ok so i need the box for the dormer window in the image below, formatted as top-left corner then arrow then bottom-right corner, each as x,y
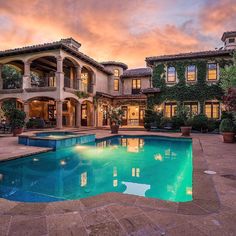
114,69 -> 120,77
187,65 -> 196,81
207,63 -> 217,81
229,38 -> 235,43
167,66 -> 176,82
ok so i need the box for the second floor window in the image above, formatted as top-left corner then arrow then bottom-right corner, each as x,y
167,66 -> 176,82
207,63 -> 217,81
114,69 -> 119,77
114,79 -> 119,91
132,79 -> 141,89
187,65 -> 196,81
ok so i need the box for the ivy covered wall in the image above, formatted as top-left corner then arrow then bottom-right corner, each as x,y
147,58 -> 232,113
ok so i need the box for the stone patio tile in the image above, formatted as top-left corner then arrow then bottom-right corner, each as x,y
186,214 -> 234,236
145,210 -> 187,230
177,202 -> 208,215
6,202 -> 48,216
119,213 -> 161,235
107,192 -> 138,206
166,222 -> 207,236
0,199 -> 18,215
80,207 -> 115,227
44,200 -> 83,215
0,215 -> 12,236
8,215 -> 47,236
134,197 -> 178,212
87,221 -> 126,236
47,212 -> 87,236
80,194 -> 112,209
106,204 -> 143,220
193,199 -> 220,213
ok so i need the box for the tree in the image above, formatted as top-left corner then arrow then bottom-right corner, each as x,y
220,51 -> 236,111
2,65 -> 22,89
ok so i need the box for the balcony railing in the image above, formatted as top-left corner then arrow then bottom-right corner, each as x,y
31,77 -> 56,87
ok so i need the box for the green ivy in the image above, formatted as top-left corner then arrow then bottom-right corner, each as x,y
149,59 -> 228,113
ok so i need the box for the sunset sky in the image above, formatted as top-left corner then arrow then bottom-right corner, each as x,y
0,0 -> 235,68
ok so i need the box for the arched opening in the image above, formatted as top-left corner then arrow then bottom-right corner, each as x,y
62,98 -> 77,127
81,67 -> 94,93
63,58 -> 78,89
2,61 -> 24,89
27,97 -> 56,127
81,100 -> 94,126
30,56 -> 57,87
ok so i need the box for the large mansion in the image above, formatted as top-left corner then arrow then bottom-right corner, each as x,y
0,31 -> 235,128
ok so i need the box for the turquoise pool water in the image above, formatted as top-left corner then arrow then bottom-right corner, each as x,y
0,135 -> 192,202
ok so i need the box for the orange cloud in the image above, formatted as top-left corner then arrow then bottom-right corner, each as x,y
0,0 -> 234,68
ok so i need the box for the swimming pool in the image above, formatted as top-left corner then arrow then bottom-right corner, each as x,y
0,135 -> 192,202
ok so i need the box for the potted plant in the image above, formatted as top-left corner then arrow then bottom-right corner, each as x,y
219,118 -> 235,143
108,106 -> 124,134
176,104 -> 192,136
2,101 -> 26,136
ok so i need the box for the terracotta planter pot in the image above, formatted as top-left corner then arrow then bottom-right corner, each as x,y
110,124 -> 119,134
181,126 -> 192,136
13,127 -> 23,137
222,132 -> 235,143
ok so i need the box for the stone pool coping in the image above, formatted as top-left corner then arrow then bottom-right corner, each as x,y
0,132 -> 219,215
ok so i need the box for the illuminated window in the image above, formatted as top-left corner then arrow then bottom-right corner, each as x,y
132,168 -> 140,177
114,79 -> 119,91
187,65 -> 196,81
114,69 -> 119,77
81,72 -> 88,92
205,102 -> 220,119
81,172 -> 87,187
132,79 -> 141,89
184,102 -> 198,115
164,102 -> 177,118
207,63 -> 217,81
167,66 -> 176,82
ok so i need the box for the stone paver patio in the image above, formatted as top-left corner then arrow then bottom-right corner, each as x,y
0,130 -> 235,235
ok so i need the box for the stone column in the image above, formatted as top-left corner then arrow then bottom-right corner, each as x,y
23,101 -> 30,122
56,100 -> 63,129
56,56 -> 64,99
91,73 -> 96,94
0,64 -> 3,90
75,65 -> 81,90
22,61 -> 31,89
75,102 -> 81,128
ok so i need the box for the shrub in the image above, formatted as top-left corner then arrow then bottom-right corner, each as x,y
207,119 -> 220,132
219,118 -> 235,132
160,117 -> 172,128
171,116 -> 184,129
144,109 -> 162,130
192,114 -> 208,131
26,118 -> 45,129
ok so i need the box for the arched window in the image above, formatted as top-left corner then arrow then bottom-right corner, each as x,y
167,66 -> 176,82
114,69 -> 119,77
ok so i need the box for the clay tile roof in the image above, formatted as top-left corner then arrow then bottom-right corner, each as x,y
146,49 -> 234,65
221,31 -> 236,41
100,61 -> 128,70
0,38 -> 113,75
121,68 -> 152,78
142,88 -> 161,94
